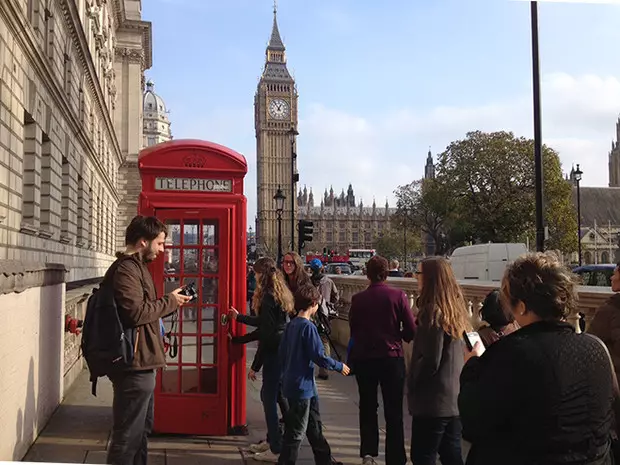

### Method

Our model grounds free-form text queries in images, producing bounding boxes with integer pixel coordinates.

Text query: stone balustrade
[328,275,614,352]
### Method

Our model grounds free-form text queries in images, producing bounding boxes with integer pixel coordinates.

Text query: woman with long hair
[407,256,470,465]
[282,251,311,295]
[229,257,295,462]
[459,253,615,465]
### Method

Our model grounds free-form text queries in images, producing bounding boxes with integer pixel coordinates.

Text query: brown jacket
[112,253,178,371]
[588,293,620,379]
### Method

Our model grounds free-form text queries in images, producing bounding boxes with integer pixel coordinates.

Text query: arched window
[584,251,592,265]
[602,251,610,264]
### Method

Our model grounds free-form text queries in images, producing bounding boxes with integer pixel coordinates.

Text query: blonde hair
[417,256,471,338]
[252,257,295,315]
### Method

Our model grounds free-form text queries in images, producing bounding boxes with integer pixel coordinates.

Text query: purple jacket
[348,282,416,361]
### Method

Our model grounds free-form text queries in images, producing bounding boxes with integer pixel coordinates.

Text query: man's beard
[140,248,157,263]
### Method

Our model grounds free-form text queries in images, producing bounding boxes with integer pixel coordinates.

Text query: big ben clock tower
[255,4,299,256]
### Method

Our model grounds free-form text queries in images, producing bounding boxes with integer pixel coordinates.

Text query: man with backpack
[98,215,191,465]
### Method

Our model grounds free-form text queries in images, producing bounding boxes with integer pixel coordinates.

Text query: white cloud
[294,72,620,219]
[170,72,620,223]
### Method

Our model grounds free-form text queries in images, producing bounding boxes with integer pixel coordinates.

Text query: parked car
[572,264,615,287]
[325,263,352,275]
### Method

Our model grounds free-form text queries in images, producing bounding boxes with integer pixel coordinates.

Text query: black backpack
[81,256,138,396]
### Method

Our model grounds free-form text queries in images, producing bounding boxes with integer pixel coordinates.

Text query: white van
[449,243,528,281]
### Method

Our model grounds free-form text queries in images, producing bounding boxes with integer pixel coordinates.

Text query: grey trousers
[107,370,156,465]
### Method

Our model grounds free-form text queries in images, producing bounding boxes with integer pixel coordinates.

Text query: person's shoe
[249,441,270,454]
[252,450,279,462]
[361,456,377,465]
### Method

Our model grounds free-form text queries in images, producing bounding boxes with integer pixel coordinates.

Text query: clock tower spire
[254,4,298,256]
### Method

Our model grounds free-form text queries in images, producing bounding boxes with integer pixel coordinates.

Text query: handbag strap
[585,333,620,427]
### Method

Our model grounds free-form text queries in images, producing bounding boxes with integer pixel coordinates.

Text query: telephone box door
[153,208,230,435]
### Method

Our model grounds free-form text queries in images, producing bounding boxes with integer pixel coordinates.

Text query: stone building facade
[254,7,299,255]
[0,0,150,459]
[297,185,396,254]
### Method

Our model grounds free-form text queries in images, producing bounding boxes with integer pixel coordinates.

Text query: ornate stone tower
[254,5,298,255]
[143,80,172,147]
[610,118,620,187]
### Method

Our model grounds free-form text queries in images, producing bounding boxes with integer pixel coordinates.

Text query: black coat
[407,316,464,417]
[459,320,614,465]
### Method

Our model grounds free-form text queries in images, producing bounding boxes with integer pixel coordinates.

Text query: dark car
[572,264,616,287]
[325,263,352,275]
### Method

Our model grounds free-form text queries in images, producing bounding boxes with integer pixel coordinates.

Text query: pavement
[22,344,469,464]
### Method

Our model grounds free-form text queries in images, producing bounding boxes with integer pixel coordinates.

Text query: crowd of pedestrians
[237,251,620,465]
[99,216,620,465]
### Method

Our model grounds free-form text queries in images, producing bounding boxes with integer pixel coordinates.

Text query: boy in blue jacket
[278,283,350,465]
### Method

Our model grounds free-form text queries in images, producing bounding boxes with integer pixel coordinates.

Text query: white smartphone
[463,331,485,354]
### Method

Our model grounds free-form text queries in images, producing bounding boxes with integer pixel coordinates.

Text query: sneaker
[362,456,377,465]
[249,441,270,454]
[252,450,279,462]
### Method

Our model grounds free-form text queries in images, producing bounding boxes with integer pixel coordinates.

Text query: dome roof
[144,80,167,113]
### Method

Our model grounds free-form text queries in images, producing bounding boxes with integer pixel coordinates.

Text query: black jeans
[410,416,463,465]
[107,370,156,465]
[278,396,332,465]
[355,357,406,465]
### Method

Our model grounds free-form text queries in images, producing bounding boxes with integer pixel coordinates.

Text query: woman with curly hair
[282,251,311,296]
[407,256,470,465]
[229,257,295,462]
[459,252,615,465]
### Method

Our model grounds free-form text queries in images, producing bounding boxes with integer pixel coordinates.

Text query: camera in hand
[179,281,198,302]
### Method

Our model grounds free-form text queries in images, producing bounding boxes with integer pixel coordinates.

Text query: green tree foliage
[373,216,421,267]
[395,131,577,254]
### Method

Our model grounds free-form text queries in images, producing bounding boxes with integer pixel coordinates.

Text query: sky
[142,0,620,222]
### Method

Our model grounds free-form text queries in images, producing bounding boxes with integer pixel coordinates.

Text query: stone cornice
[1,0,121,205]
[115,46,144,65]
[118,19,152,70]
[58,0,125,168]
[0,261,68,295]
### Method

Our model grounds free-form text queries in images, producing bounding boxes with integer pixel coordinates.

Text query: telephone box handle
[221,314,228,326]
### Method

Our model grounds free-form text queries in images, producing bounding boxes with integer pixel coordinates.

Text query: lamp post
[274,186,286,267]
[288,128,299,252]
[531,1,545,252]
[574,164,583,266]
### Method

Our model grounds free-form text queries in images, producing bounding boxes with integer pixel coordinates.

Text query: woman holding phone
[459,253,615,465]
[407,257,471,465]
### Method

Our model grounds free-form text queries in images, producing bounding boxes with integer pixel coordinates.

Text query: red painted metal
[137,139,248,436]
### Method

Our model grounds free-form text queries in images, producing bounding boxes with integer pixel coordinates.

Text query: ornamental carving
[183,154,206,168]
[115,47,144,65]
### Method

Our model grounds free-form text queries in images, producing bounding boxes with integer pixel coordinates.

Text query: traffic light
[297,220,313,255]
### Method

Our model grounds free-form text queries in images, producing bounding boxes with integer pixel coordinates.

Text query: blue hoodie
[279,316,343,400]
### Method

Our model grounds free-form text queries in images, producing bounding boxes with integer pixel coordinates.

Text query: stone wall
[0,262,66,461]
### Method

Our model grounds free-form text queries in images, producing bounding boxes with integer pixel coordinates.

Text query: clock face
[268,98,290,120]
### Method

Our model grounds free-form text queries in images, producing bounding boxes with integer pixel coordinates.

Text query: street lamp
[274,186,286,267]
[531,1,545,252]
[288,128,299,252]
[574,164,583,266]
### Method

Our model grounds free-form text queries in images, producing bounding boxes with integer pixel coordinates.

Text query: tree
[373,219,422,268]
[396,131,577,254]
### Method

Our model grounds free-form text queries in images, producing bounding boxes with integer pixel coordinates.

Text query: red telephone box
[137,139,248,436]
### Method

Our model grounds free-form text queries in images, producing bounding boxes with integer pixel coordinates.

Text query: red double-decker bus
[305,251,349,264]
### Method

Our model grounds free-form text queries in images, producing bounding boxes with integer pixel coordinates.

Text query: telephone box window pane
[202,249,219,274]
[161,366,179,393]
[165,249,180,275]
[181,336,197,363]
[165,220,181,246]
[201,336,217,365]
[181,307,197,334]
[202,222,218,246]
[199,367,218,394]
[202,278,218,304]
[164,276,181,294]
[184,220,199,245]
[165,344,178,364]
[201,306,216,334]
[181,367,199,393]
[183,248,199,274]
